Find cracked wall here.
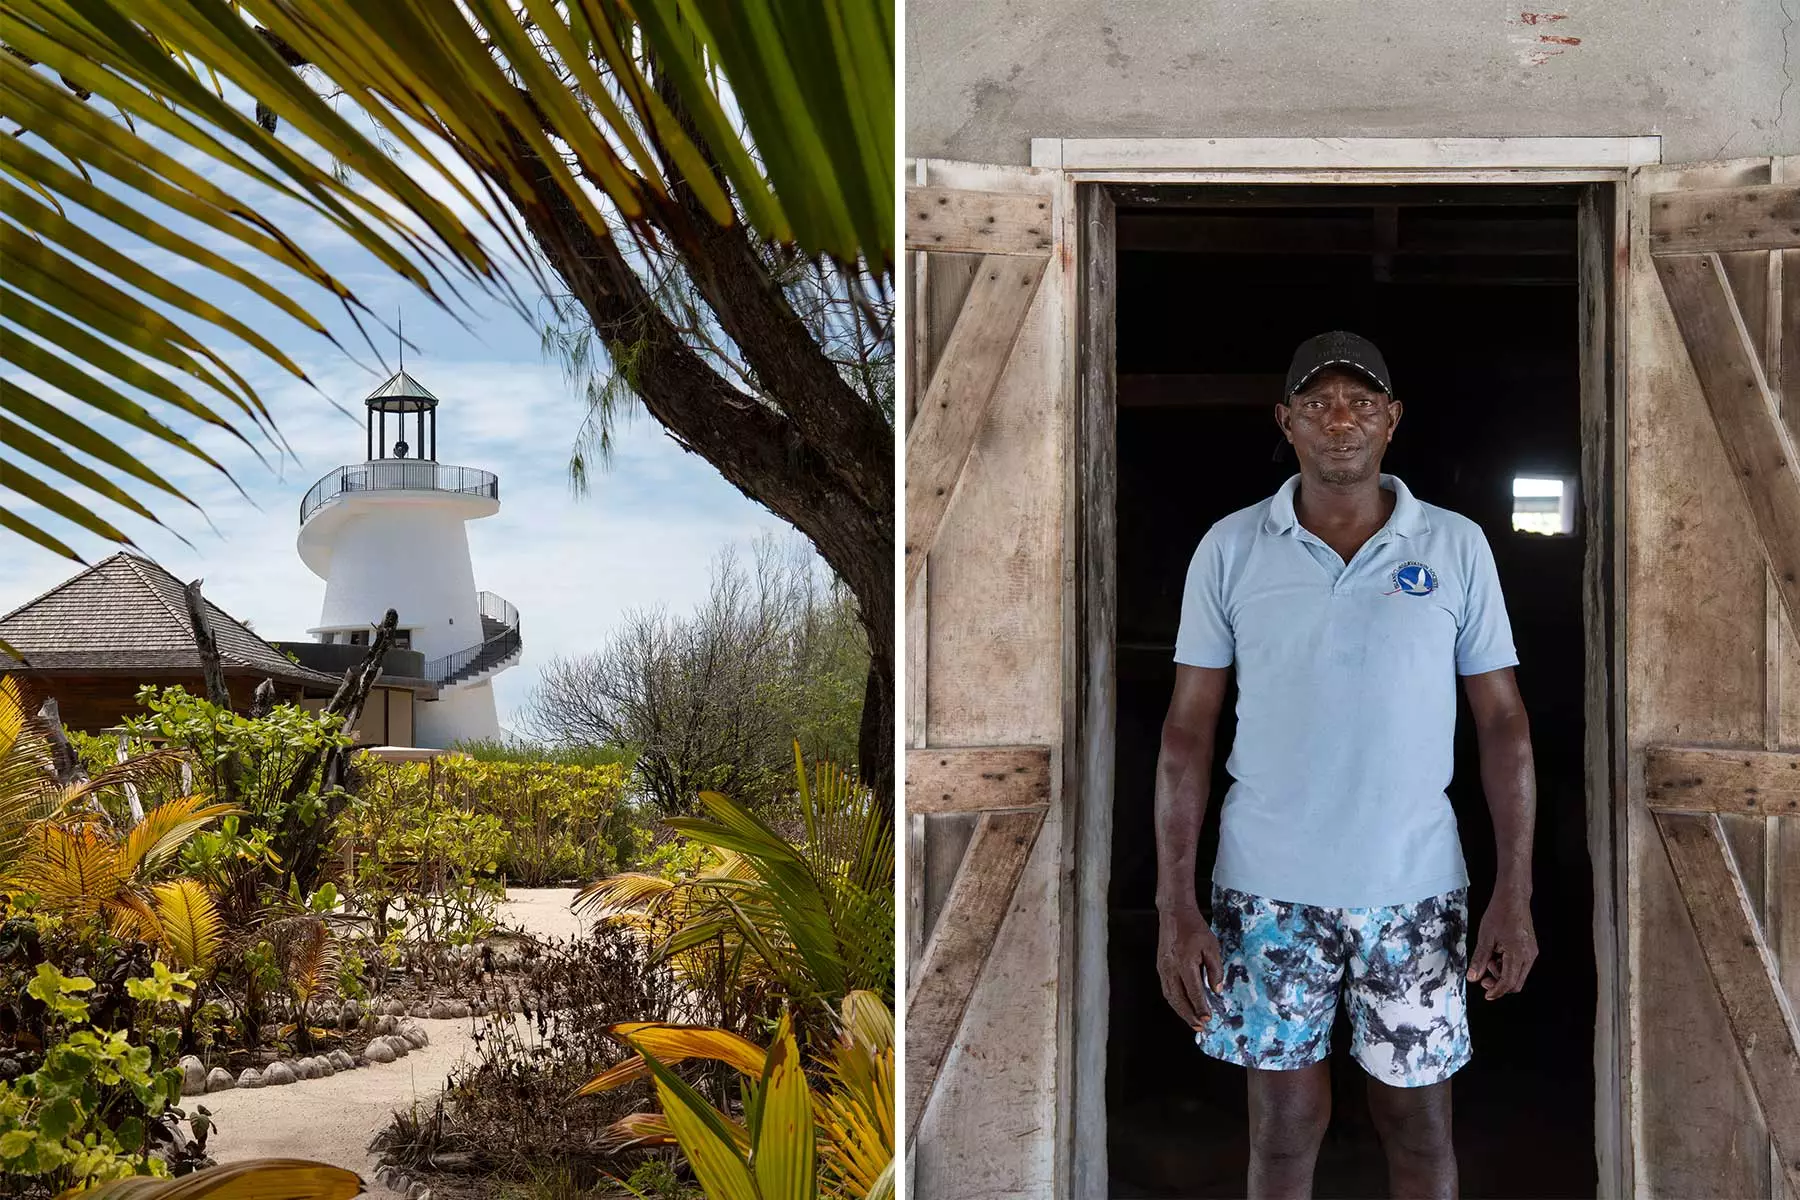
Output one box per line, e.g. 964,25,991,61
906,0,1799,165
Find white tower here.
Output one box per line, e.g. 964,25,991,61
296,371,520,747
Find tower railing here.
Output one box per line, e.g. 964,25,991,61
476,590,518,629
423,592,521,686
299,462,499,526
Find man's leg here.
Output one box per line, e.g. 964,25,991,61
1246,1061,1332,1200
1365,1076,1456,1198
1342,889,1471,1200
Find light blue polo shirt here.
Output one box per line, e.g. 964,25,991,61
1174,473,1518,908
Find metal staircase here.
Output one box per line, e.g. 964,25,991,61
423,592,520,688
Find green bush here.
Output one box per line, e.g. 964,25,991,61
354,756,634,887
451,738,635,770
0,963,192,1189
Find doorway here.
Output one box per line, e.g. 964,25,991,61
1097,185,1605,1198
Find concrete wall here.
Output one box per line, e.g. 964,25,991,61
906,0,1799,164
313,499,485,663
415,679,499,748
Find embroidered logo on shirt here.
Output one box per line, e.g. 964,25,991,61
1387,561,1438,596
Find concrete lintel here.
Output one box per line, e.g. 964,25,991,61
1030,135,1663,173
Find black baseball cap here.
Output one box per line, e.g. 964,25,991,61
1284,330,1393,399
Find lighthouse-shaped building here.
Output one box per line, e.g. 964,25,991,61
296,371,519,747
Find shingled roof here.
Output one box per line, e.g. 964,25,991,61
0,552,339,688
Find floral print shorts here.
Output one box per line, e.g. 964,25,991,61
1194,883,1472,1088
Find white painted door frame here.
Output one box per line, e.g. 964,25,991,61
1054,135,1658,1200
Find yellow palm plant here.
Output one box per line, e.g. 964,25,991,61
9,797,232,969
0,675,60,875
2,675,231,967
260,913,340,1052
581,991,895,1199
56,1158,362,1197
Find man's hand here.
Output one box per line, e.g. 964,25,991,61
1466,888,1537,1000
1157,905,1226,1028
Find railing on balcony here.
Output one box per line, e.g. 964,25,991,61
423,592,521,686
476,590,518,630
299,462,499,526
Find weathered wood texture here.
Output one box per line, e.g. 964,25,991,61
1775,160,1800,1114
1649,184,1800,254
909,159,1067,1200
1653,812,1800,1199
1646,746,1800,816
920,162,1065,750
1628,157,1778,1200
905,253,1049,592
907,186,1055,255
906,746,1052,813
1066,179,1118,1200
905,807,1048,1139
1,672,306,733
911,804,1063,1196
1577,183,1624,1196
1654,253,1800,639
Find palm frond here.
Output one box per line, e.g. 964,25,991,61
17,822,124,918
63,747,196,816
116,793,238,880
839,989,893,1055
816,993,894,1199
631,1041,756,1194
59,1156,362,1198
4,0,891,561
751,1012,815,1200
101,888,164,944
0,676,60,876
595,1112,678,1155
572,871,679,920
268,914,338,1006
152,877,222,969
580,1022,767,1097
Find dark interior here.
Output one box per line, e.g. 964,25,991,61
1104,185,1600,1199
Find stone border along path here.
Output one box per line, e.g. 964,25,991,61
197,888,589,1200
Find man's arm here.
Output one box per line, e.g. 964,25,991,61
1154,663,1231,1027
1462,666,1539,999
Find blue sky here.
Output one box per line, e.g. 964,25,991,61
1,102,802,731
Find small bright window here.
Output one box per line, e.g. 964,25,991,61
1512,475,1577,536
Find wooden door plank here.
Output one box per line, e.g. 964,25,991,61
1629,158,1781,1200
907,187,1054,255
1650,184,1800,254
1653,811,1800,1197
1655,252,1800,642
904,254,1050,591
906,745,1053,813
905,807,1047,1139
1645,745,1800,816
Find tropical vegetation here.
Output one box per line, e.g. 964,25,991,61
3,0,896,805
371,748,894,1197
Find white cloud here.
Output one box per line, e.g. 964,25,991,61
2,88,820,739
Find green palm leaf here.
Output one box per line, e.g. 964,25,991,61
3,0,890,563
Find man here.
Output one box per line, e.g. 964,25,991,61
1154,330,1538,1200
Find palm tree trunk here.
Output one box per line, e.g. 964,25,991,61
508,139,894,821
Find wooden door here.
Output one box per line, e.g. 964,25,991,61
1624,156,1800,1199
903,159,1072,1198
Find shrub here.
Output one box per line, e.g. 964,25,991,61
371,924,694,1192
0,963,190,1188
352,756,633,887
337,761,508,949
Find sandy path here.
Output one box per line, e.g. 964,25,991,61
204,889,584,1198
